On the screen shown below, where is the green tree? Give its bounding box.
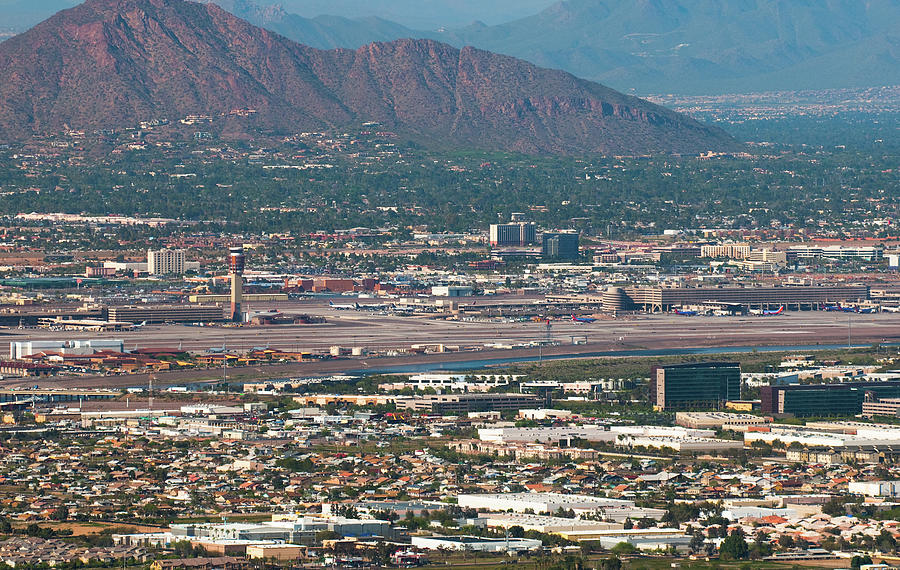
[610,542,637,556]
[50,506,69,521]
[599,557,621,570]
[719,529,749,560]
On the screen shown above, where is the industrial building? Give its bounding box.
[848,481,900,497]
[744,423,900,453]
[476,424,738,451]
[761,381,900,416]
[10,339,124,360]
[489,222,536,246]
[557,528,691,550]
[170,515,393,547]
[108,306,224,324]
[541,232,580,260]
[411,535,541,553]
[650,362,741,411]
[675,411,771,430]
[378,373,522,393]
[480,513,621,535]
[458,492,635,514]
[395,393,541,414]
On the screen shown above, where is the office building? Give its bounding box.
[747,249,787,264]
[700,244,751,259]
[650,362,741,411]
[489,222,536,246]
[761,380,900,416]
[863,398,900,418]
[541,232,580,259]
[788,245,884,261]
[147,249,186,275]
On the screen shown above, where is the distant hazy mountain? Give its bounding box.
[436,0,900,94]
[271,0,558,29]
[7,0,893,95]
[211,0,900,95]
[0,0,79,32]
[0,0,736,155]
[203,0,419,49]
[0,0,557,35]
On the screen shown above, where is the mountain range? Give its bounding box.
[0,0,735,155]
[208,0,900,95]
[4,1,897,94]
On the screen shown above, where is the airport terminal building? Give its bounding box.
[616,284,870,312]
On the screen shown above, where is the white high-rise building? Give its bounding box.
[147,249,186,275]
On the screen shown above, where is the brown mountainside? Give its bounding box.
[0,0,737,154]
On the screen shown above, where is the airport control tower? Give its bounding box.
[229,246,245,322]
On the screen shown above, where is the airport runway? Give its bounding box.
[3,305,899,389]
[5,305,898,355]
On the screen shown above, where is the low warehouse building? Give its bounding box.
[411,535,541,553]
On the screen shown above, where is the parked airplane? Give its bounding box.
[329,301,359,310]
[356,302,396,311]
[674,309,698,316]
[750,306,784,316]
[572,314,597,324]
[131,320,148,330]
